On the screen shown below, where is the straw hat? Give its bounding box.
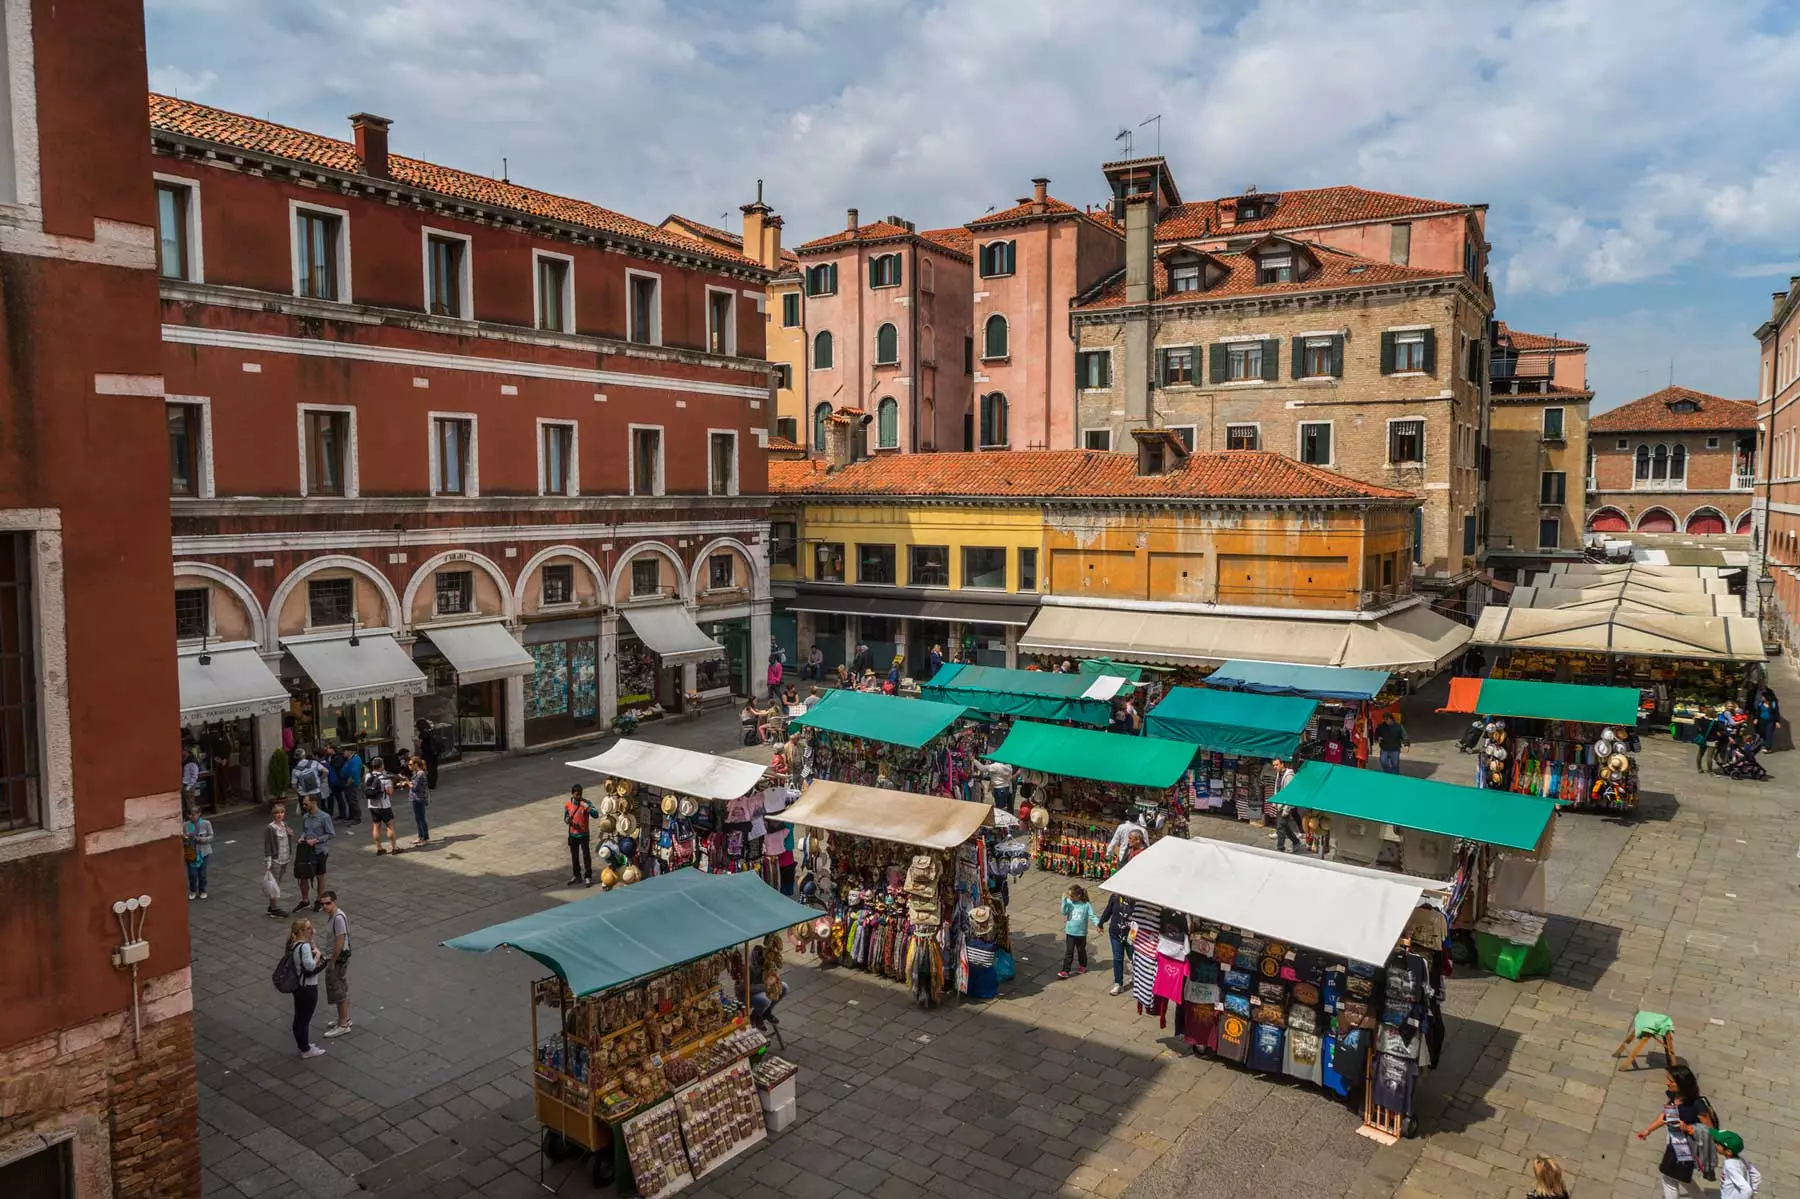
[1030,806,1050,829]
[615,813,638,837]
[620,864,642,885]
[660,794,679,816]
[594,816,616,837]
[1607,752,1630,774]
[614,779,637,798]
[600,867,619,889]
[967,905,996,939]
[678,796,699,819]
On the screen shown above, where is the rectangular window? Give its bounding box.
[805,263,838,296]
[1538,518,1560,549]
[857,544,896,585]
[631,558,661,597]
[1160,346,1196,386]
[1393,331,1427,372]
[1299,421,1332,465]
[307,577,354,627]
[782,291,801,327]
[770,522,798,568]
[1540,471,1566,505]
[870,254,902,288]
[774,363,793,391]
[426,234,466,317]
[433,417,473,496]
[156,182,192,280]
[707,289,734,355]
[304,410,349,496]
[1167,426,1196,450]
[962,546,1007,589]
[542,423,574,496]
[1019,548,1039,592]
[1227,343,1263,381]
[978,241,1016,278]
[909,545,950,587]
[1389,223,1411,266]
[0,1136,72,1196]
[1077,350,1112,390]
[541,564,575,606]
[1542,407,1565,440]
[536,255,571,332]
[435,570,473,616]
[708,431,737,496]
[296,209,342,300]
[1463,514,1478,556]
[627,273,660,344]
[167,403,201,497]
[1389,419,1425,464]
[0,534,39,832]
[776,416,797,443]
[1169,262,1201,293]
[1303,337,1334,378]
[174,587,209,641]
[964,336,974,375]
[1083,429,1112,451]
[1256,255,1293,284]
[1226,424,1259,451]
[631,427,663,496]
[708,553,734,590]
[814,542,845,583]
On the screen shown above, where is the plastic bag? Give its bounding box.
[994,949,1016,982]
[261,870,280,901]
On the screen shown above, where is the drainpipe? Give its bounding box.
[909,239,921,452]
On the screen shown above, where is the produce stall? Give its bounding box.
[443,870,816,1192]
[787,690,973,794]
[920,663,1131,728]
[1145,686,1317,823]
[1441,677,1643,810]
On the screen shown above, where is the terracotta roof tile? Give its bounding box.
[1154,185,1471,241]
[966,194,1124,239]
[767,457,830,492]
[769,449,1412,501]
[919,226,974,257]
[664,214,799,264]
[148,94,760,269]
[1495,322,1586,352]
[766,435,801,452]
[795,220,973,262]
[1074,240,1458,310]
[1589,387,1757,433]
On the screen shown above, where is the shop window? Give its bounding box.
[1226,425,1259,450]
[910,545,949,587]
[0,533,42,834]
[541,564,574,606]
[962,546,1007,589]
[708,553,734,591]
[308,577,354,628]
[630,558,661,597]
[857,544,896,585]
[167,402,203,497]
[435,570,473,616]
[1389,420,1425,464]
[174,587,209,641]
[1019,548,1038,591]
[814,542,845,583]
[770,522,798,567]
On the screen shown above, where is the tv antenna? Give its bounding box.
[1114,127,1133,158]
[1139,114,1162,158]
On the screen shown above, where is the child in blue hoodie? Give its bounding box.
[1059,884,1097,978]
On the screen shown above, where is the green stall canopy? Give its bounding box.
[1471,678,1640,729]
[789,690,968,749]
[921,663,1126,726]
[1276,761,1556,852]
[443,870,817,997]
[1077,658,1149,682]
[1145,687,1318,759]
[1205,660,1391,702]
[988,720,1199,789]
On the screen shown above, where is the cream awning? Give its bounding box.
[1471,606,1766,662]
[1337,604,1474,671]
[621,603,725,666]
[569,738,767,801]
[418,620,535,685]
[178,643,290,725]
[282,630,429,706]
[1536,564,1731,593]
[1509,586,1743,616]
[777,780,991,850]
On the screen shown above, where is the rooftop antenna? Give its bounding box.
[1668,358,1675,388]
[985,204,996,214]
[1138,114,1162,158]
[502,156,509,183]
[1114,126,1133,158]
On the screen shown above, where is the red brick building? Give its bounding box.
[1755,280,1800,647]
[0,2,201,1194]
[1585,387,1757,536]
[152,96,776,789]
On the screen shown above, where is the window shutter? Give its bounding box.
[1261,338,1279,382]
[1420,329,1437,375]
[1379,332,1397,375]
[1156,348,1169,386]
[1291,336,1304,380]
[1209,344,1228,384]
[1330,335,1345,378]
[869,257,880,289]
[1005,241,1016,274]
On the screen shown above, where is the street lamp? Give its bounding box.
[1756,570,1776,646]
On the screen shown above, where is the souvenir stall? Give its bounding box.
[444,870,817,1192]
[787,691,973,794]
[1102,837,1452,1142]
[1145,687,1317,824]
[570,740,787,883]
[981,721,1200,879]
[921,663,1131,729]
[777,781,1001,1005]
[1271,762,1559,980]
[1200,660,1398,770]
[1441,678,1643,811]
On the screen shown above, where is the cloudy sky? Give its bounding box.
[145,0,1800,410]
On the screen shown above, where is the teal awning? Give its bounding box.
[1205,660,1391,702]
[988,720,1199,789]
[1077,658,1148,682]
[921,663,1125,726]
[1469,678,1640,728]
[788,690,968,749]
[443,870,817,997]
[1145,687,1318,759]
[1276,761,1556,852]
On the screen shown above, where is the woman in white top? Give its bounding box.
[288,919,328,1058]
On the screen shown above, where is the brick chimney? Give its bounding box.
[740,179,774,269]
[349,112,392,180]
[846,207,859,233]
[764,215,783,268]
[1031,177,1048,213]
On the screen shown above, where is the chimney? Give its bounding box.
[349,112,392,180]
[1217,199,1236,231]
[1121,193,1155,426]
[1031,177,1048,212]
[823,409,870,470]
[740,179,771,269]
[764,215,784,269]
[846,207,859,232]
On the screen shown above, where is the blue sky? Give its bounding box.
[145,0,1800,411]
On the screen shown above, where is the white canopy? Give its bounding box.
[777,780,991,850]
[1101,837,1446,965]
[282,630,428,706]
[418,620,535,684]
[569,738,767,801]
[178,643,290,724]
[1471,606,1765,662]
[621,603,725,666]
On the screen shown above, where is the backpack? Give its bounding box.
[272,947,300,995]
[364,771,387,802]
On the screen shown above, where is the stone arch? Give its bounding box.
[1585,507,1629,533]
[512,544,607,611]
[401,549,517,624]
[688,536,765,598]
[267,555,404,649]
[1635,506,1677,533]
[610,540,692,604]
[173,561,267,648]
[1734,510,1755,535]
[1684,506,1727,536]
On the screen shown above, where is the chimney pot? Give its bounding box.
[847,207,859,232]
[1032,177,1049,209]
[348,112,392,180]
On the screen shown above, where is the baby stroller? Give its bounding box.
[1720,734,1770,781]
[1456,720,1484,754]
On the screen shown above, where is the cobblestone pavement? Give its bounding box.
[190,659,1800,1199]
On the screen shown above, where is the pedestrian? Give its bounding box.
[181,802,214,900]
[1376,713,1409,774]
[1704,709,1733,774]
[1271,758,1305,853]
[1635,1063,1716,1199]
[364,757,400,855]
[319,891,354,1039]
[851,642,873,675]
[803,686,824,710]
[263,802,293,918]
[767,653,784,693]
[979,758,1015,811]
[1124,695,1143,735]
[415,718,441,789]
[887,655,902,688]
[928,643,944,678]
[1695,707,1719,773]
[325,746,348,821]
[291,749,327,808]
[1058,884,1096,978]
[565,783,597,886]
[342,744,364,824]
[295,793,334,912]
[286,918,328,1059]
[1706,1130,1761,1199]
[1100,890,1133,996]
[804,643,824,681]
[1106,812,1148,863]
[1754,688,1782,752]
[1525,1154,1569,1199]
[180,746,203,813]
[407,754,432,847]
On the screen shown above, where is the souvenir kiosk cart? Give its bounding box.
[1102,836,1452,1142]
[1441,678,1643,812]
[982,721,1201,879]
[569,740,786,884]
[1272,762,1560,980]
[1200,660,1398,770]
[787,690,974,794]
[444,870,817,1193]
[921,664,1129,730]
[776,781,1003,1005]
[1145,687,1317,824]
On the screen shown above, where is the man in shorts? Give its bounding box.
[320,891,353,1038]
[365,757,400,855]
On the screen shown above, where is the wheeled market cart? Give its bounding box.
[444,870,816,1193]
[1145,686,1316,823]
[786,690,975,794]
[1441,678,1644,810]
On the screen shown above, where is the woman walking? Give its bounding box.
[287,918,328,1059]
[1635,1063,1716,1198]
[1100,891,1133,997]
[407,754,432,847]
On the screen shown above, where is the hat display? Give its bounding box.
[660,794,679,816]
[594,816,616,837]
[619,864,642,885]
[678,796,699,819]
[615,813,638,837]
[1606,753,1630,774]
[600,867,619,888]
[967,905,995,939]
[1029,806,1050,829]
[616,835,637,860]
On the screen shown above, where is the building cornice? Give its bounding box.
[1072,274,1488,325]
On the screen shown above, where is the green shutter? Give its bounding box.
[1420,328,1437,375]
[1209,343,1228,384]
[1380,331,1397,375]
[869,257,880,288]
[1330,335,1345,378]
[1156,348,1169,386]
[1261,338,1279,382]
[1005,241,1016,274]
[1291,336,1305,380]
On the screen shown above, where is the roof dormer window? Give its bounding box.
[1169,258,1201,294]
[1669,398,1699,414]
[1256,253,1293,284]
[1237,198,1267,221]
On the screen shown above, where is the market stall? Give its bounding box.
[1440,677,1643,809]
[777,781,1006,1005]
[920,663,1130,728]
[1103,837,1451,1141]
[1144,686,1317,823]
[786,690,974,794]
[1201,659,1400,770]
[444,870,817,1192]
[983,721,1200,878]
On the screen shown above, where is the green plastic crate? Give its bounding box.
[1473,930,1552,980]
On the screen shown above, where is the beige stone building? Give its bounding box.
[1484,324,1592,580]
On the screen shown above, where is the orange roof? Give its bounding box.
[1074,241,1459,310]
[767,457,829,493]
[664,214,799,265]
[148,95,760,270]
[769,449,1412,501]
[796,220,972,262]
[1155,185,1471,241]
[766,434,801,453]
[965,193,1123,239]
[1590,387,1757,433]
[1496,322,1586,352]
[919,226,974,257]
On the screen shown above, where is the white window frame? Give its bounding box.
[1706,435,1720,449]
[532,249,575,333]
[706,428,739,497]
[0,513,76,864]
[1297,419,1335,467]
[420,226,474,320]
[1223,421,1261,450]
[296,403,359,498]
[289,199,352,303]
[1168,260,1202,294]
[1165,424,1197,452]
[165,394,215,499]
[1077,348,1113,391]
[1385,415,1428,466]
[152,172,204,283]
[535,417,580,498]
[624,267,663,346]
[704,284,738,357]
[627,422,666,497]
[1385,324,1431,376]
[1299,335,1336,381]
[427,410,480,498]
[1082,428,1112,451]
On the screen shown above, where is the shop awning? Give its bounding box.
[1204,660,1391,702]
[1145,687,1317,759]
[921,663,1125,726]
[444,869,817,998]
[1438,677,1640,727]
[1276,761,1556,853]
[569,738,767,801]
[787,589,1037,627]
[1077,658,1153,682]
[620,603,724,666]
[282,630,429,707]
[178,643,290,724]
[418,620,536,685]
[1509,586,1742,616]
[1102,836,1443,965]
[1471,607,1765,662]
[787,690,968,749]
[987,720,1198,789]
[1536,564,1731,594]
[1338,604,1474,671]
[776,780,991,849]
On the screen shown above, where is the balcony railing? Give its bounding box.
[1735,473,1756,490]
[1631,479,1687,491]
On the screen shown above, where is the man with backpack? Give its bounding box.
[364,757,400,855]
[291,750,327,808]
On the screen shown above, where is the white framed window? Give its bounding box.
[0,516,77,863]
[1169,259,1201,293]
[1083,428,1112,451]
[978,241,1016,278]
[421,226,473,319]
[1077,350,1112,390]
[296,404,359,497]
[1225,423,1260,450]
[707,429,739,497]
[165,394,214,499]
[705,285,737,356]
[289,199,351,302]
[1386,417,1426,465]
[625,268,662,345]
[1298,420,1333,465]
[1166,425,1196,451]
[428,411,479,497]
[1226,343,1264,381]
[537,418,579,497]
[628,424,665,496]
[533,249,575,333]
[153,173,203,283]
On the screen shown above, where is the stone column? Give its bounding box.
[253,708,282,802]
[750,600,773,699]
[504,674,526,751]
[599,611,619,728]
[1004,625,1019,669]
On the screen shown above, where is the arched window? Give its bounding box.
[979,393,1008,448]
[983,314,1009,360]
[812,402,831,451]
[1635,444,1650,480]
[875,322,898,365]
[877,397,898,449]
[869,253,902,288]
[1652,443,1669,481]
[1670,443,1686,481]
[813,330,833,370]
[978,241,1016,278]
[921,258,935,293]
